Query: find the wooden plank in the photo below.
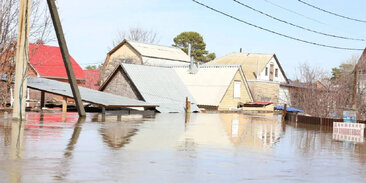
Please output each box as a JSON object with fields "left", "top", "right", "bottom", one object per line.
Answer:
{"left": 46, "top": 0, "right": 86, "bottom": 117}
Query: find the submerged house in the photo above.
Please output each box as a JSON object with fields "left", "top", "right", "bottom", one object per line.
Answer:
{"left": 100, "top": 40, "right": 190, "bottom": 84}
{"left": 208, "top": 53, "right": 289, "bottom": 105}
{"left": 0, "top": 43, "right": 86, "bottom": 107}
{"left": 173, "top": 65, "right": 253, "bottom": 110}
{"left": 99, "top": 63, "right": 199, "bottom": 113}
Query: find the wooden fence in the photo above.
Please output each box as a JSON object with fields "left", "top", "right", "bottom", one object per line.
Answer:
{"left": 287, "top": 113, "right": 365, "bottom": 127}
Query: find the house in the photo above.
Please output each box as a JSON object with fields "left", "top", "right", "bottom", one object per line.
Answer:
{"left": 208, "top": 53, "right": 289, "bottom": 105}
{"left": 0, "top": 43, "right": 86, "bottom": 107}
{"left": 100, "top": 39, "right": 190, "bottom": 84}
{"left": 99, "top": 63, "right": 199, "bottom": 113}
{"left": 355, "top": 48, "right": 366, "bottom": 96}
{"left": 83, "top": 70, "right": 100, "bottom": 90}
{"left": 173, "top": 65, "right": 253, "bottom": 110}
{"left": 28, "top": 44, "right": 85, "bottom": 83}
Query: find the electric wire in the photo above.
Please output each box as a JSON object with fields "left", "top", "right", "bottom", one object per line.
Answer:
{"left": 297, "top": 0, "right": 366, "bottom": 23}
{"left": 262, "top": 0, "right": 325, "bottom": 25}
{"left": 233, "top": 0, "right": 365, "bottom": 41}
{"left": 192, "top": 0, "right": 363, "bottom": 51}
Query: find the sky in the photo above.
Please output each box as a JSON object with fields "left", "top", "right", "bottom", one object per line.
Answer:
{"left": 47, "top": 0, "right": 366, "bottom": 79}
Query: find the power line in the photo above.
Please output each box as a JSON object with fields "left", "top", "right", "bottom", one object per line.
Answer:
{"left": 191, "top": 0, "right": 363, "bottom": 51}
{"left": 297, "top": 0, "right": 366, "bottom": 23}
{"left": 263, "top": 0, "right": 325, "bottom": 25}
{"left": 233, "top": 0, "right": 364, "bottom": 41}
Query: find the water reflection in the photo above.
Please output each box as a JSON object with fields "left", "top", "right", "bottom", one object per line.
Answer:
{"left": 220, "top": 113, "right": 283, "bottom": 150}
{"left": 99, "top": 114, "right": 144, "bottom": 149}
{"left": 54, "top": 117, "right": 86, "bottom": 181}
{"left": 0, "top": 112, "right": 366, "bottom": 182}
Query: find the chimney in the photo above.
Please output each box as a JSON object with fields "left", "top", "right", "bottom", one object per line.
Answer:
{"left": 189, "top": 56, "right": 198, "bottom": 74}
{"left": 188, "top": 43, "right": 191, "bottom": 58}
{"left": 240, "top": 48, "right": 242, "bottom": 53}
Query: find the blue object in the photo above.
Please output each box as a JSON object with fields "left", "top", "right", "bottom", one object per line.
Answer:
{"left": 274, "top": 106, "right": 304, "bottom": 113}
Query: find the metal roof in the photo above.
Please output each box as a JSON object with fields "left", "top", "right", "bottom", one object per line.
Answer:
{"left": 173, "top": 65, "right": 245, "bottom": 107}
{"left": 121, "top": 63, "right": 200, "bottom": 113}
{"left": 27, "top": 77, "right": 157, "bottom": 108}
{"left": 208, "top": 53, "right": 274, "bottom": 80}
{"left": 128, "top": 41, "right": 190, "bottom": 63}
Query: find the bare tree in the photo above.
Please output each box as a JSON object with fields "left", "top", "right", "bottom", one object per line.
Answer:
{"left": 111, "top": 26, "right": 159, "bottom": 47}
{"left": 0, "top": 0, "right": 53, "bottom": 107}
{"left": 289, "top": 60, "right": 359, "bottom": 118}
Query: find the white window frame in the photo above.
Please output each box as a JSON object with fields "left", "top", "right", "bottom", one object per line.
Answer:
{"left": 233, "top": 81, "right": 241, "bottom": 98}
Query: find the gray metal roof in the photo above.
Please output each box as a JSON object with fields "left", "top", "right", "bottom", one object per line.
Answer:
{"left": 128, "top": 41, "right": 190, "bottom": 63}
{"left": 121, "top": 63, "right": 200, "bottom": 113}
{"left": 27, "top": 77, "right": 157, "bottom": 108}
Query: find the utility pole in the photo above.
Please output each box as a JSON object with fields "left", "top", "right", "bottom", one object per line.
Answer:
{"left": 47, "top": 0, "right": 86, "bottom": 117}
{"left": 13, "top": 0, "right": 31, "bottom": 120}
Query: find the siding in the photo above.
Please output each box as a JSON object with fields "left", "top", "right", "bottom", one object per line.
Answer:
{"left": 218, "top": 71, "right": 252, "bottom": 110}
{"left": 101, "top": 69, "right": 142, "bottom": 101}
{"left": 248, "top": 81, "right": 280, "bottom": 105}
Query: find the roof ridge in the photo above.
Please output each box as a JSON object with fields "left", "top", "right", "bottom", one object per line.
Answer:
{"left": 170, "top": 64, "right": 241, "bottom": 68}
{"left": 127, "top": 40, "right": 181, "bottom": 50}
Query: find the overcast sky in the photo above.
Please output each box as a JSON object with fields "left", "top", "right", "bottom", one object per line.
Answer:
{"left": 49, "top": 0, "right": 366, "bottom": 79}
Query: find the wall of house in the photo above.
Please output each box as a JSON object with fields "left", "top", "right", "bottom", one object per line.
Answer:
{"left": 257, "top": 57, "right": 286, "bottom": 83}
{"left": 101, "top": 69, "right": 142, "bottom": 101}
{"left": 218, "top": 71, "right": 253, "bottom": 110}
{"left": 278, "top": 85, "right": 291, "bottom": 106}
{"left": 101, "top": 44, "right": 142, "bottom": 85}
{"left": 248, "top": 81, "right": 280, "bottom": 105}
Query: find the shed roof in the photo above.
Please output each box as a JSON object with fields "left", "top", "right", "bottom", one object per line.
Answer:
{"left": 27, "top": 77, "right": 157, "bottom": 108}
{"left": 208, "top": 53, "right": 287, "bottom": 81}
{"left": 29, "top": 44, "right": 85, "bottom": 79}
{"left": 120, "top": 63, "right": 200, "bottom": 113}
{"left": 173, "top": 65, "right": 253, "bottom": 107}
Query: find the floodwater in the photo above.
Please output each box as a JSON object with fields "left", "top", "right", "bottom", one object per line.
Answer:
{"left": 0, "top": 112, "right": 366, "bottom": 183}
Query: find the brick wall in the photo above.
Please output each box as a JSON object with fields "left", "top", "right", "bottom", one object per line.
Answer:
{"left": 248, "top": 81, "right": 280, "bottom": 105}
{"left": 101, "top": 68, "right": 142, "bottom": 101}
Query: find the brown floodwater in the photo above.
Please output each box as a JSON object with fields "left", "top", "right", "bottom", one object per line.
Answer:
{"left": 0, "top": 112, "right": 365, "bottom": 183}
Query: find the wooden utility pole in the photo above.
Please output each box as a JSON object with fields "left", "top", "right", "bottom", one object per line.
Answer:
{"left": 13, "top": 0, "right": 31, "bottom": 120}
{"left": 47, "top": 0, "right": 86, "bottom": 117}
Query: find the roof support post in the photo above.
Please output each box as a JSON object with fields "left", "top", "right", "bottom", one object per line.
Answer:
{"left": 47, "top": 0, "right": 86, "bottom": 117}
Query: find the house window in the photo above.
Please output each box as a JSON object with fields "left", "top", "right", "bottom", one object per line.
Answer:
{"left": 265, "top": 67, "right": 268, "bottom": 76}
{"left": 233, "top": 81, "right": 241, "bottom": 98}
{"left": 275, "top": 68, "right": 278, "bottom": 77}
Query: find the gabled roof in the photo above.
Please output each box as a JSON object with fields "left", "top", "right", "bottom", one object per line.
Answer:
{"left": 208, "top": 53, "right": 288, "bottom": 82}
{"left": 109, "top": 40, "right": 190, "bottom": 63}
{"left": 83, "top": 70, "right": 100, "bottom": 90}
{"left": 116, "top": 63, "right": 199, "bottom": 113}
{"left": 173, "top": 65, "right": 253, "bottom": 107}
{"left": 29, "top": 44, "right": 85, "bottom": 79}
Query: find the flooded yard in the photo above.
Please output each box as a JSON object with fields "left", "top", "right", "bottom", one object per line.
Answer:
{"left": 0, "top": 112, "right": 366, "bottom": 182}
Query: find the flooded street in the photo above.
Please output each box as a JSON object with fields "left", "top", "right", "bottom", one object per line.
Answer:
{"left": 0, "top": 112, "right": 366, "bottom": 183}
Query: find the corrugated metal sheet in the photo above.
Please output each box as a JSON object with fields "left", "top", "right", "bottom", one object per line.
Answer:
{"left": 173, "top": 65, "right": 240, "bottom": 107}
{"left": 141, "top": 56, "right": 190, "bottom": 66}
{"left": 27, "top": 77, "right": 157, "bottom": 108}
{"left": 208, "top": 53, "right": 274, "bottom": 80}
{"left": 128, "top": 41, "right": 190, "bottom": 63}
{"left": 121, "top": 63, "right": 200, "bottom": 113}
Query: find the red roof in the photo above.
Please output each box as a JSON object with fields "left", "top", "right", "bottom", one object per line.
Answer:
{"left": 29, "top": 44, "right": 85, "bottom": 79}
{"left": 83, "top": 70, "right": 100, "bottom": 90}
